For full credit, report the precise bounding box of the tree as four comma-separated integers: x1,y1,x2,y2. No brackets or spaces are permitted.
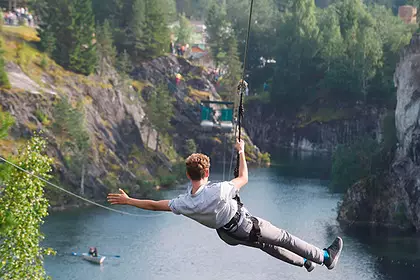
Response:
0,38,10,89
116,49,133,87
0,108,14,139
367,3,414,104
205,2,231,67
176,0,212,19
161,0,177,22
220,35,242,99
145,84,175,151
226,0,280,70
271,0,321,108
143,0,171,58
0,135,55,280
175,14,193,45
127,0,146,58
0,14,9,89
53,97,91,195
37,0,96,75
68,0,97,75
96,19,117,76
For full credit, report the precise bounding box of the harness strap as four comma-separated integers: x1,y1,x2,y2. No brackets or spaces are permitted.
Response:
222,195,243,231
220,194,261,242
249,216,261,242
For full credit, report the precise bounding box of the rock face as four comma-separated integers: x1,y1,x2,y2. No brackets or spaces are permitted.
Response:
244,101,387,153
0,55,264,208
338,34,420,232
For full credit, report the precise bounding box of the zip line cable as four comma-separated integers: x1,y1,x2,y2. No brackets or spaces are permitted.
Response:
0,156,166,218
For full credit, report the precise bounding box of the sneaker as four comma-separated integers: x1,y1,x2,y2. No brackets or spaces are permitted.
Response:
323,237,343,270
304,259,315,272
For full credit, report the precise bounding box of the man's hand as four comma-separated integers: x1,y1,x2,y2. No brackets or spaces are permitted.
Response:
107,189,130,205
230,138,248,190
235,138,245,153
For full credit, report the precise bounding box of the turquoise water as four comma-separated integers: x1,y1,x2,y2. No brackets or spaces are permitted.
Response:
42,152,420,280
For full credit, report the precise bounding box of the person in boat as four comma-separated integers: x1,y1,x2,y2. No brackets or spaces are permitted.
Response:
107,138,343,272
88,247,98,257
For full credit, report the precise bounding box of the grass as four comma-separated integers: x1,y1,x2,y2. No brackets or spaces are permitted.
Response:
2,26,40,42
1,25,111,91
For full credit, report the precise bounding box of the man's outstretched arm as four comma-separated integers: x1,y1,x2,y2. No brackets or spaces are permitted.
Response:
107,189,172,212
230,139,248,190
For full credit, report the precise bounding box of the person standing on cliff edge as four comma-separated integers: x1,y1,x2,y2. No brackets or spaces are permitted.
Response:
107,138,343,272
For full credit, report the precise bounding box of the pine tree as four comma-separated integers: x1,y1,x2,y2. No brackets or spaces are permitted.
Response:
205,2,230,67
128,0,146,58
0,38,10,89
143,0,170,58
146,84,175,151
68,0,97,75
36,0,57,56
220,35,242,99
176,14,193,45
96,19,117,76
52,97,91,195
117,49,133,85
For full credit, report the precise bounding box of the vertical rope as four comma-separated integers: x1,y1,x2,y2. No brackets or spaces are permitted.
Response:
223,134,226,181
234,0,254,178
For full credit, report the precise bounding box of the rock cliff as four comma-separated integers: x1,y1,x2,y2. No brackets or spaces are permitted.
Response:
338,34,420,232
0,51,266,209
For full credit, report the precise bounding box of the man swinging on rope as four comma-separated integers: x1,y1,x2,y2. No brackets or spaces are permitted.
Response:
107,139,343,272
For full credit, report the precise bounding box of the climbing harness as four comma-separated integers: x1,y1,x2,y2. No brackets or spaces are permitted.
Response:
0,156,166,218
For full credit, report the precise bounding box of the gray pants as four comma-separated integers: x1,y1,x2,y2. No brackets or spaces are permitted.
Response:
217,211,325,267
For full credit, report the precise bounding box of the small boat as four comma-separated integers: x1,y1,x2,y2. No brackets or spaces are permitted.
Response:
81,253,106,264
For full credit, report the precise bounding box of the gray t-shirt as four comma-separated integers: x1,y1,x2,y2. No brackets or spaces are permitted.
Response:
168,181,239,229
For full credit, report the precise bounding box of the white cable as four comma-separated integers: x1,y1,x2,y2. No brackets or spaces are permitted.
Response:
0,156,167,218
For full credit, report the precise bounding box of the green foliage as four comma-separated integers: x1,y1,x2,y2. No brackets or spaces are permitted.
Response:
143,0,171,58
226,0,280,70
146,84,175,133
176,0,212,20
0,108,15,139
219,35,242,99
0,37,10,89
156,160,186,187
144,84,175,152
0,135,55,280
218,0,414,112
271,0,321,108
126,0,147,58
40,54,48,70
68,0,97,75
116,49,133,87
52,97,90,191
330,112,396,193
331,136,381,192
96,19,117,76
175,14,193,45
35,109,50,126
257,152,271,166
205,2,231,68
183,138,197,155
37,0,96,75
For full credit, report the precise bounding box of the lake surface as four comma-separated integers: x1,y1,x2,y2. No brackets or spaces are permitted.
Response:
42,151,420,280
